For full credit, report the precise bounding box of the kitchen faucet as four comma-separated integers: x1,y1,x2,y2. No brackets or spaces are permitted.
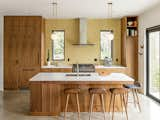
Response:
77,63,79,76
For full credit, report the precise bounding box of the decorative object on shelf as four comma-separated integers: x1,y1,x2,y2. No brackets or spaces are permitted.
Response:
127,21,133,26
134,21,138,27
107,0,113,18
127,29,138,37
135,30,138,36
47,49,51,65
138,40,144,55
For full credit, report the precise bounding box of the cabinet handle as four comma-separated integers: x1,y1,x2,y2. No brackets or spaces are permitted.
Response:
23,68,35,71
38,52,40,65
15,59,19,64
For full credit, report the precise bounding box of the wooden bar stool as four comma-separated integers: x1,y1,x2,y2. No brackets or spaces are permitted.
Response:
109,88,129,120
89,88,107,120
64,88,80,120
123,81,141,112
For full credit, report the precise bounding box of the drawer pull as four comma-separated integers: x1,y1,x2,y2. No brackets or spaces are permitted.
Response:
23,68,35,71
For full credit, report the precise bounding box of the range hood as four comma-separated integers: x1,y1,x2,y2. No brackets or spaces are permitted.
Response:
72,18,95,45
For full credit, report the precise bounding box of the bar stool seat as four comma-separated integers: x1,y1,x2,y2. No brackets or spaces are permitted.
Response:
89,88,107,94
64,88,80,120
123,81,141,112
109,88,129,120
64,88,80,94
89,88,108,120
123,82,141,89
110,88,128,94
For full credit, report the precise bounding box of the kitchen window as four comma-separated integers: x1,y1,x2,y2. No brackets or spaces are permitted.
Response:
51,30,65,60
100,30,114,60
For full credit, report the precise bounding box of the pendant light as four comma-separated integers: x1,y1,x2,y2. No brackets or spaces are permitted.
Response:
52,0,58,17
51,0,58,40
107,0,113,18
107,0,114,40
108,31,114,41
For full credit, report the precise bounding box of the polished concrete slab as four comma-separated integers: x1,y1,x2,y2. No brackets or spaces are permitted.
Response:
0,90,159,120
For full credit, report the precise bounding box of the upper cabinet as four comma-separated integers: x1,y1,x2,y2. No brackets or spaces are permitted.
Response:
4,16,43,89
121,16,138,79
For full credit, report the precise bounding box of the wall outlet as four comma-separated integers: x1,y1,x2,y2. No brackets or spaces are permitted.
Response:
94,58,97,62
116,58,118,62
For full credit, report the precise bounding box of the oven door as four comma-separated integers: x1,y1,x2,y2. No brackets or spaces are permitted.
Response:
72,64,95,72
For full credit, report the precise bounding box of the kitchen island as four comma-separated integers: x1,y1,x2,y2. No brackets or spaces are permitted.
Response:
30,72,134,116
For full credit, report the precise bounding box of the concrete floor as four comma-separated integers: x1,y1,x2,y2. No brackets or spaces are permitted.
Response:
0,90,160,120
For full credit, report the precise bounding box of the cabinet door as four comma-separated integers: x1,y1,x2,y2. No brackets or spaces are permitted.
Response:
4,16,20,89
42,83,61,115
19,17,42,88
126,37,138,79
20,17,41,67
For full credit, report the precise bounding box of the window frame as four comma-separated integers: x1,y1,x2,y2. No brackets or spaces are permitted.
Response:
51,30,65,61
100,30,114,60
146,25,160,103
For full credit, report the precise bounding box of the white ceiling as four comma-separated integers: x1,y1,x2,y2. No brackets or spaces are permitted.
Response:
0,0,160,18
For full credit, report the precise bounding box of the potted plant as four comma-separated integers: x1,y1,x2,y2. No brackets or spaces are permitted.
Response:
47,49,51,66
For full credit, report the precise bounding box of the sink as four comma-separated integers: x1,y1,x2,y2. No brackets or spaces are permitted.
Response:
65,73,91,76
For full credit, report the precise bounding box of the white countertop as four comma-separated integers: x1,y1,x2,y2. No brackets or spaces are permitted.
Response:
30,72,134,82
95,65,126,69
41,65,72,68
41,65,126,69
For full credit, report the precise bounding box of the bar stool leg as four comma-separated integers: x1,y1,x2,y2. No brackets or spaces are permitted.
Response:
135,89,141,112
64,94,70,120
112,94,115,120
76,93,80,120
120,94,123,115
100,94,106,120
132,89,136,107
109,93,113,113
122,94,128,120
126,92,129,107
89,94,94,120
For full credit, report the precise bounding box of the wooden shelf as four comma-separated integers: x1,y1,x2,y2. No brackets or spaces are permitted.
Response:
127,26,137,28
127,36,138,39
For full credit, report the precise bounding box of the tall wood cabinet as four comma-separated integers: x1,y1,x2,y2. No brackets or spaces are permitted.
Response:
121,16,138,80
4,16,43,89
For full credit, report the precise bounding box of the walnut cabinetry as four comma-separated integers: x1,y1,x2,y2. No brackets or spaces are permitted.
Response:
121,16,138,79
41,68,72,72
4,16,43,89
30,81,133,116
96,68,126,76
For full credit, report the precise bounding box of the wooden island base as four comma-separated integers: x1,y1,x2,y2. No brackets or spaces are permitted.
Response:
30,81,133,116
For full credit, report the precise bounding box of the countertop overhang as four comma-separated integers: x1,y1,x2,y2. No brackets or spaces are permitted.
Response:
41,65,126,69
30,72,134,83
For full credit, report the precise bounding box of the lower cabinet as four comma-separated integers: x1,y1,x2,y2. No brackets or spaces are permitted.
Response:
96,68,127,76
19,67,40,88
41,68,72,72
30,83,61,115
41,83,61,115
30,82,123,116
